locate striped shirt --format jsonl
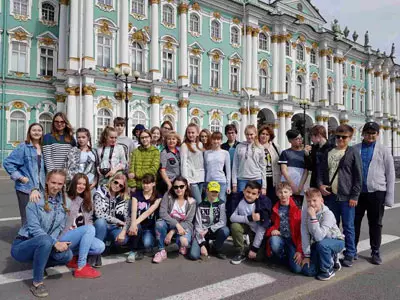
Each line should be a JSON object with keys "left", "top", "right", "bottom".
{"left": 43, "top": 133, "right": 76, "bottom": 172}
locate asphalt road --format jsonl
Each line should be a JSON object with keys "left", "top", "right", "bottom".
{"left": 0, "top": 177, "right": 400, "bottom": 300}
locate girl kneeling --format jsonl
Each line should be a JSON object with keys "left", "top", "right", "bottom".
{"left": 153, "top": 176, "right": 196, "bottom": 263}
{"left": 59, "top": 173, "right": 105, "bottom": 278}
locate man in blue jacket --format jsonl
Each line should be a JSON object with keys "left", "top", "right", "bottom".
{"left": 354, "top": 122, "right": 395, "bottom": 265}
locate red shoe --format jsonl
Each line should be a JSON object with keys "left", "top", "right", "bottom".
{"left": 66, "top": 256, "right": 78, "bottom": 269}
{"left": 74, "top": 265, "right": 101, "bottom": 279}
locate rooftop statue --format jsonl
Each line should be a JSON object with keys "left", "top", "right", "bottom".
{"left": 343, "top": 26, "right": 350, "bottom": 38}
{"left": 331, "top": 19, "right": 341, "bottom": 34}
{"left": 364, "top": 31, "right": 369, "bottom": 46}
{"left": 390, "top": 43, "right": 395, "bottom": 57}
{"left": 352, "top": 31, "right": 358, "bottom": 42}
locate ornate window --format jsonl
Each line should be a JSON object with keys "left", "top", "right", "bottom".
{"left": 162, "top": 50, "right": 173, "bottom": 80}
{"left": 210, "top": 119, "right": 222, "bottom": 133}
{"left": 41, "top": 2, "right": 55, "bottom": 22}
{"left": 208, "top": 109, "right": 223, "bottom": 133}
{"left": 327, "top": 55, "right": 332, "bottom": 70}
{"left": 39, "top": 47, "right": 54, "bottom": 76}
{"left": 11, "top": 41, "right": 28, "bottom": 73}
{"left": 328, "top": 83, "right": 333, "bottom": 104}
{"left": 285, "top": 74, "right": 289, "bottom": 93}
{"left": 211, "top": 20, "right": 221, "bottom": 40}
{"left": 162, "top": 4, "right": 174, "bottom": 26}
{"left": 98, "top": 0, "right": 113, "bottom": 5}
{"left": 310, "top": 49, "right": 317, "bottom": 64}
{"left": 259, "top": 69, "right": 268, "bottom": 95}
{"left": 351, "top": 65, "right": 356, "bottom": 79}
{"left": 189, "top": 56, "right": 200, "bottom": 85}
{"left": 342, "top": 90, "right": 346, "bottom": 105}
{"left": 230, "top": 27, "right": 240, "bottom": 45}
{"left": 131, "top": 0, "right": 145, "bottom": 15}
{"left": 190, "top": 117, "right": 201, "bottom": 127}
{"left": 210, "top": 62, "right": 220, "bottom": 88}
{"left": 310, "top": 80, "right": 316, "bottom": 102}
{"left": 131, "top": 42, "right": 143, "bottom": 72}
{"left": 360, "top": 68, "right": 364, "bottom": 81}
{"left": 10, "top": 111, "right": 26, "bottom": 142}
{"left": 39, "top": 113, "right": 52, "bottom": 134}
{"left": 12, "top": 0, "right": 29, "bottom": 17}
{"left": 97, "top": 35, "right": 112, "bottom": 68}
{"left": 285, "top": 41, "right": 291, "bottom": 56}
{"left": 96, "top": 108, "right": 112, "bottom": 141}
{"left": 230, "top": 66, "right": 239, "bottom": 92}
{"left": 296, "top": 44, "right": 304, "bottom": 61}
{"left": 296, "top": 76, "right": 303, "bottom": 99}
{"left": 360, "top": 94, "right": 364, "bottom": 113}
{"left": 342, "top": 62, "right": 347, "bottom": 76}
{"left": 189, "top": 13, "right": 200, "bottom": 34}
{"left": 132, "top": 110, "right": 147, "bottom": 127}
{"left": 351, "top": 91, "right": 356, "bottom": 110}
{"left": 259, "top": 33, "right": 269, "bottom": 51}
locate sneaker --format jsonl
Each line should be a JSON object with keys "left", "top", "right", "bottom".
{"left": 92, "top": 255, "right": 102, "bottom": 268}
{"left": 371, "top": 251, "right": 382, "bottom": 265}
{"left": 215, "top": 252, "right": 227, "bottom": 260}
{"left": 66, "top": 256, "right": 78, "bottom": 269}
{"left": 179, "top": 247, "right": 187, "bottom": 256}
{"left": 317, "top": 269, "right": 335, "bottom": 281}
{"left": 74, "top": 265, "right": 102, "bottom": 279}
{"left": 126, "top": 251, "right": 137, "bottom": 263}
{"left": 333, "top": 254, "right": 341, "bottom": 271}
{"left": 231, "top": 254, "right": 247, "bottom": 265}
{"left": 43, "top": 270, "right": 48, "bottom": 279}
{"left": 354, "top": 253, "right": 359, "bottom": 260}
{"left": 153, "top": 249, "right": 167, "bottom": 263}
{"left": 341, "top": 256, "right": 353, "bottom": 267}
{"left": 30, "top": 283, "right": 49, "bottom": 298}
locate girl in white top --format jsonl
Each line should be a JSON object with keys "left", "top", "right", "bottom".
{"left": 180, "top": 123, "right": 205, "bottom": 204}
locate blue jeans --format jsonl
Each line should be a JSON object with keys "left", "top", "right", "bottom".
{"left": 94, "top": 218, "right": 129, "bottom": 246}
{"left": 302, "top": 238, "right": 345, "bottom": 276}
{"left": 324, "top": 195, "right": 356, "bottom": 258}
{"left": 206, "top": 182, "right": 227, "bottom": 202}
{"left": 129, "top": 224, "right": 155, "bottom": 251}
{"left": 11, "top": 235, "right": 72, "bottom": 283}
{"left": 190, "top": 183, "right": 204, "bottom": 204}
{"left": 237, "top": 179, "right": 262, "bottom": 192}
{"left": 189, "top": 226, "right": 230, "bottom": 260}
{"left": 269, "top": 236, "right": 302, "bottom": 274}
{"left": 59, "top": 225, "right": 105, "bottom": 268}
{"left": 155, "top": 220, "right": 192, "bottom": 250}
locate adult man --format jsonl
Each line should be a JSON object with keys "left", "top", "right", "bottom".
{"left": 353, "top": 122, "right": 395, "bottom": 265}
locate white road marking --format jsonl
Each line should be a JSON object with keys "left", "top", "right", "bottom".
{"left": 385, "top": 203, "right": 400, "bottom": 210}
{"left": 0, "top": 217, "right": 21, "bottom": 222}
{"left": 160, "top": 273, "right": 275, "bottom": 300}
{"left": 357, "top": 234, "right": 400, "bottom": 253}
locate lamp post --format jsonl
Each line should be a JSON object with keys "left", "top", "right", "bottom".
{"left": 388, "top": 115, "right": 396, "bottom": 156}
{"left": 299, "top": 99, "right": 310, "bottom": 145}
{"left": 114, "top": 67, "right": 140, "bottom": 136}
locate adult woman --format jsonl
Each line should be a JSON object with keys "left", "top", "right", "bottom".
{"left": 97, "top": 126, "right": 127, "bottom": 185}
{"left": 93, "top": 173, "right": 130, "bottom": 251}
{"left": 204, "top": 132, "right": 231, "bottom": 202}
{"left": 160, "top": 120, "right": 174, "bottom": 141}
{"left": 232, "top": 125, "right": 266, "bottom": 194}
{"left": 258, "top": 125, "right": 281, "bottom": 205}
{"left": 153, "top": 176, "right": 196, "bottom": 263}
{"left": 200, "top": 129, "right": 212, "bottom": 150}
{"left": 119, "top": 174, "right": 162, "bottom": 262}
{"left": 43, "top": 112, "right": 76, "bottom": 172}
{"left": 128, "top": 130, "right": 160, "bottom": 191}
{"left": 3, "top": 123, "right": 46, "bottom": 225}
{"left": 11, "top": 170, "right": 73, "bottom": 298}
{"left": 159, "top": 131, "right": 181, "bottom": 192}
{"left": 180, "top": 123, "right": 205, "bottom": 204}
{"left": 65, "top": 128, "right": 99, "bottom": 189}
{"left": 150, "top": 126, "right": 163, "bottom": 151}
{"left": 60, "top": 174, "right": 104, "bottom": 278}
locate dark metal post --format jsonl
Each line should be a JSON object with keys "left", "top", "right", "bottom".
{"left": 124, "top": 75, "right": 129, "bottom": 136}
{"left": 299, "top": 100, "right": 310, "bottom": 146}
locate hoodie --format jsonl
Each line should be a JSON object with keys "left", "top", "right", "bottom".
{"left": 93, "top": 185, "right": 127, "bottom": 225}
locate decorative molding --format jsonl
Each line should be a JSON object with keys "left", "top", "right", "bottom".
{"left": 239, "top": 107, "right": 248, "bottom": 115}
{"left": 162, "top": 104, "right": 176, "bottom": 116}
{"left": 65, "top": 86, "right": 80, "bottom": 96}
{"left": 213, "top": 11, "right": 221, "bottom": 19}
{"left": 312, "top": 42, "right": 319, "bottom": 49}
{"left": 83, "top": 86, "right": 97, "bottom": 96}
{"left": 178, "top": 99, "right": 190, "bottom": 108}
{"left": 150, "top": 0, "right": 159, "bottom": 3}
{"left": 55, "top": 94, "right": 67, "bottom": 103}
{"left": 374, "top": 71, "right": 382, "bottom": 77}
{"left": 191, "top": 2, "right": 200, "bottom": 11}
{"left": 178, "top": 3, "right": 188, "bottom": 14}
{"left": 38, "top": 36, "right": 56, "bottom": 46}
{"left": 251, "top": 28, "right": 260, "bottom": 37}
{"left": 60, "top": 0, "right": 69, "bottom": 5}
{"left": 149, "top": 95, "right": 163, "bottom": 104}
{"left": 383, "top": 73, "right": 389, "bottom": 80}
{"left": 12, "top": 101, "right": 25, "bottom": 110}
{"left": 97, "top": 97, "right": 113, "bottom": 110}
{"left": 98, "top": 20, "right": 112, "bottom": 36}
{"left": 232, "top": 17, "right": 241, "bottom": 25}
{"left": 261, "top": 25, "right": 270, "bottom": 33}
{"left": 114, "top": 91, "right": 133, "bottom": 100}
{"left": 250, "top": 107, "right": 260, "bottom": 115}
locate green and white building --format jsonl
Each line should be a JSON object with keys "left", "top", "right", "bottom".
{"left": 0, "top": 0, "right": 399, "bottom": 164}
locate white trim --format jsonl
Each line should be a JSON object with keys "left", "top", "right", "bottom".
{"left": 258, "top": 32, "right": 270, "bottom": 53}
{"left": 10, "top": 0, "right": 32, "bottom": 20}
{"left": 7, "top": 27, "right": 33, "bottom": 75}
{"left": 6, "top": 105, "right": 30, "bottom": 145}
{"left": 130, "top": 0, "right": 148, "bottom": 20}
{"left": 210, "top": 18, "right": 222, "bottom": 43}
{"left": 129, "top": 40, "right": 148, "bottom": 73}
{"left": 188, "top": 11, "right": 202, "bottom": 37}
{"left": 160, "top": 36, "right": 178, "bottom": 82}
{"left": 161, "top": 2, "right": 177, "bottom": 29}
{"left": 39, "top": 0, "right": 59, "bottom": 26}
{"left": 229, "top": 24, "right": 241, "bottom": 48}
{"left": 94, "top": 19, "right": 118, "bottom": 69}
{"left": 96, "top": 0, "right": 115, "bottom": 12}
{"left": 36, "top": 31, "right": 58, "bottom": 78}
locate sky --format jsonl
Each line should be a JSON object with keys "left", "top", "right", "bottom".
{"left": 311, "top": 0, "right": 400, "bottom": 61}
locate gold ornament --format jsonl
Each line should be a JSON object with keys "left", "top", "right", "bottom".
{"left": 149, "top": 96, "right": 163, "bottom": 104}
{"left": 192, "top": 2, "right": 200, "bottom": 11}
{"left": 178, "top": 99, "right": 190, "bottom": 108}
{"left": 97, "top": 98, "right": 113, "bottom": 110}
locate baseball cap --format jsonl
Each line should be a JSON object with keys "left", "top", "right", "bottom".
{"left": 362, "top": 122, "right": 380, "bottom": 133}
{"left": 207, "top": 181, "right": 220, "bottom": 193}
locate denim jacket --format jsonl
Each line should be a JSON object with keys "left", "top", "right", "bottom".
{"left": 3, "top": 142, "right": 46, "bottom": 194}
{"left": 17, "top": 193, "right": 68, "bottom": 245}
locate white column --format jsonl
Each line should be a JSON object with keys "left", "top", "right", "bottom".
{"left": 82, "top": 0, "right": 94, "bottom": 69}
{"left": 250, "top": 108, "right": 259, "bottom": 126}
{"left": 390, "top": 78, "right": 397, "bottom": 118}
{"left": 178, "top": 3, "right": 189, "bottom": 86}
{"left": 118, "top": 0, "right": 129, "bottom": 67}
{"left": 251, "top": 28, "right": 259, "bottom": 92}
{"left": 304, "top": 47, "right": 310, "bottom": 101}
{"left": 83, "top": 86, "right": 95, "bottom": 133}
{"left": 323, "top": 118, "right": 328, "bottom": 134}
{"left": 375, "top": 71, "right": 382, "bottom": 117}
{"left": 68, "top": 0, "right": 79, "bottom": 70}
{"left": 316, "top": 116, "right": 323, "bottom": 125}
{"left": 279, "top": 34, "right": 287, "bottom": 94}
{"left": 66, "top": 88, "right": 78, "bottom": 128}
{"left": 56, "top": 95, "right": 66, "bottom": 112}
{"left": 149, "top": 96, "right": 162, "bottom": 127}
{"left": 245, "top": 26, "right": 252, "bottom": 89}
{"left": 285, "top": 113, "right": 292, "bottom": 149}
{"left": 290, "top": 42, "right": 296, "bottom": 97}
{"left": 334, "top": 57, "right": 341, "bottom": 105}
{"left": 339, "top": 60, "right": 344, "bottom": 105}
{"left": 320, "top": 49, "right": 328, "bottom": 104}
{"left": 366, "top": 69, "right": 373, "bottom": 116}
{"left": 150, "top": 0, "right": 161, "bottom": 80}
{"left": 278, "top": 112, "right": 286, "bottom": 150}
{"left": 397, "top": 88, "right": 400, "bottom": 119}
{"left": 383, "top": 74, "right": 390, "bottom": 115}
{"left": 384, "top": 125, "right": 390, "bottom": 149}
{"left": 271, "top": 34, "right": 279, "bottom": 95}
{"left": 58, "top": 1, "right": 68, "bottom": 72}
{"left": 240, "top": 108, "right": 248, "bottom": 141}
{"left": 178, "top": 99, "right": 189, "bottom": 136}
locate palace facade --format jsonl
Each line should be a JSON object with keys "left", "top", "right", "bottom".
{"left": 0, "top": 0, "right": 399, "bottom": 163}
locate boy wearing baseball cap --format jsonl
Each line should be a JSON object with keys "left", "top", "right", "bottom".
{"left": 189, "top": 181, "right": 230, "bottom": 260}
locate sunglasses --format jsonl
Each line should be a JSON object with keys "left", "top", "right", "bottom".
{"left": 335, "top": 135, "right": 350, "bottom": 140}
{"left": 113, "top": 181, "right": 125, "bottom": 189}
{"left": 173, "top": 185, "right": 186, "bottom": 190}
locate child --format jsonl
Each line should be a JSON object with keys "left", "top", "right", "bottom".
{"left": 301, "top": 188, "right": 345, "bottom": 281}
{"left": 266, "top": 182, "right": 302, "bottom": 273}
{"left": 189, "top": 182, "right": 230, "bottom": 260}
{"left": 230, "top": 181, "right": 271, "bottom": 265}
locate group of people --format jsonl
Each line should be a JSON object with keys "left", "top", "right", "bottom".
{"left": 3, "top": 111, "right": 395, "bottom": 298}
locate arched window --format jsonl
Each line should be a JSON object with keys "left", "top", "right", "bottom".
{"left": 97, "top": 35, "right": 111, "bottom": 68}
{"left": 230, "top": 27, "right": 240, "bottom": 44}
{"left": 131, "top": 42, "right": 143, "bottom": 72}
{"left": 162, "top": 5, "right": 173, "bottom": 25}
{"left": 230, "top": 66, "right": 239, "bottom": 92}
{"left": 296, "top": 44, "right": 304, "bottom": 61}
{"left": 328, "top": 83, "right": 333, "bottom": 104}
{"left": 13, "top": 0, "right": 29, "bottom": 16}
{"left": 211, "top": 20, "right": 221, "bottom": 39}
{"left": 259, "top": 33, "right": 268, "bottom": 51}
{"left": 210, "top": 61, "right": 220, "bottom": 88}
{"left": 132, "top": 0, "right": 145, "bottom": 15}
{"left": 162, "top": 50, "right": 173, "bottom": 80}
{"left": 296, "top": 76, "right": 303, "bottom": 99}
{"left": 285, "top": 41, "right": 291, "bottom": 56}
{"left": 310, "top": 80, "right": 316, "bottom": 102}
{"left": 39, "top": 113, "right": 52, "bottom": 134}
{"left": 132, "top": 110, "right": 146, "bottom": 127}
{"left": 97, "top": 108, "right": 112, "bottom": 140}
{"left": 42, "top": 2, "right": 55, "bottom": 22}
{"left": 189, "top": 14, "right": 200, "bottom": 34}
{"left": 351, "top": 92, "right": 356, "bottom": 110}
{"left": 310, "top": 49, "right": 316, "bottom": 64}
{"left": 259, "top": 69, "right": 268, "bottom": 95}
{"left": 327, "top": 56, "right": 332, "bottom": 69}
{"left": 10, "top": 111, "right": 26, "bottom": 142}
{"left": 210, "top": 119, "right": 222, "bottom": 133}
{"left": 351, "top": 65, "right": 356, "bottom": 78}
